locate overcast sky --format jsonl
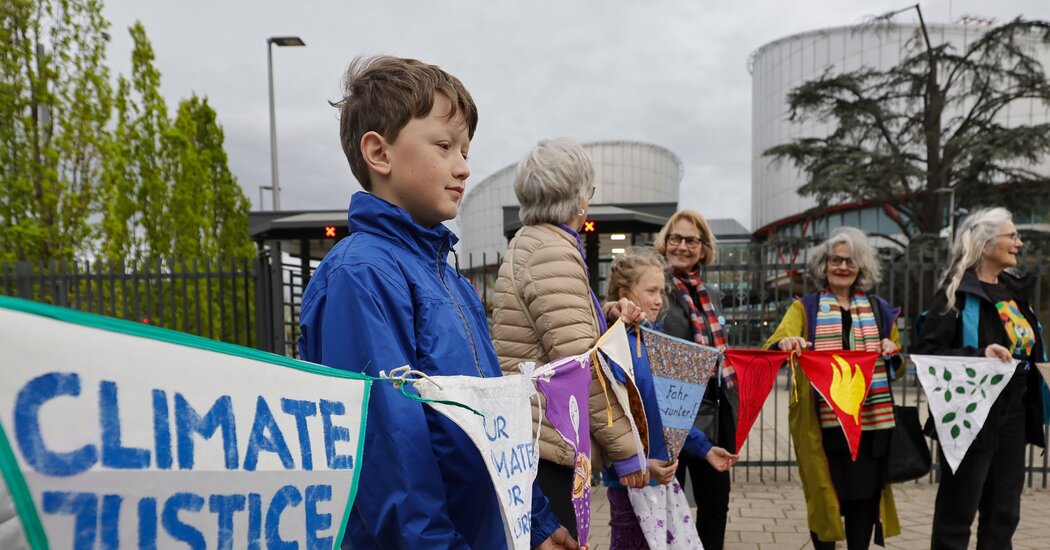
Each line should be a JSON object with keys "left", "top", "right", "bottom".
{"left": 103, "top": 0, "right": 1048, "bottom": 231}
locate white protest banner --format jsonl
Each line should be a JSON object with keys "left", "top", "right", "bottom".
{"left": 0, "top": 297, "right": 369, "bottom": 549}
{"left": 413, "top": 368, "right": 538, "bottom": 550}
{"left": 911, "top": 354, "right": 1018, "bottom": 473}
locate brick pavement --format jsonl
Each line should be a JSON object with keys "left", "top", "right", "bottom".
{"left": 587, "top": 480, "right": 1050, "bottom": 549}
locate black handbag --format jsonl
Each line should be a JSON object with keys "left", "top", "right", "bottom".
{"left": 886, "top": 405, "right": 932, "bottom": 483}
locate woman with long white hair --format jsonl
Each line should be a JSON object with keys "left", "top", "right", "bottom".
{"left": 914, "top": 206, "right": 1046, "bottom": 549}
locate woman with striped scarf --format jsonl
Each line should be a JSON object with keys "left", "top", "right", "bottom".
{"left": 764, "top": 227, "right": 902, "bottom": 549}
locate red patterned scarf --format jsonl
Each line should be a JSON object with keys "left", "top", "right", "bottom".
{"left": 670, "top": 268, "right": 727, "bottom": 350}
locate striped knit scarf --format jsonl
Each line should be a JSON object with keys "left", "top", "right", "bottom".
{"left": 813, "top": 291, "right": 895, "bottom": 431}
{"left": 671, "top": 268, "right": 735, "bottom": 388}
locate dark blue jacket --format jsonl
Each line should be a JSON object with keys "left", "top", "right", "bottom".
{"left": 299, "top": 192, "right": 559, "bottom": 549}
{"left": 603, "top": 328, "right": 712, "bottom": 488}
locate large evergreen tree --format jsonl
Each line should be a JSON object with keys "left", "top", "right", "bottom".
{"left": 764, "top": 15, "right": 1050, "bottom": 240}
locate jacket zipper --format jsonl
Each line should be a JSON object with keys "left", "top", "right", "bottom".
{"left": 437, "top": 242, "right": 485, "bottom": 377}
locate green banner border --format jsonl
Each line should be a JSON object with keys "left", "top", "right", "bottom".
{"left": 0, "top": 295, "right": 372, "bottom": 549}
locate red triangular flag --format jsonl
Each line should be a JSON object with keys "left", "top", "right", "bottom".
{"left": 724, "top": 349, "right": 790, "bottom": 452}
{"left": 796, "top": 350, "right": 879, "bottom": 460}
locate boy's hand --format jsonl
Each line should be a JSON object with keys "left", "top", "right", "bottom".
{"left": 648, "top": 458, "right": 677, "bottom": 485}
{"left": 705, "top": 447, "right": 739, "bottom": 472}
{"left": 537, "top": 526, "right": 584, "bottom": 549}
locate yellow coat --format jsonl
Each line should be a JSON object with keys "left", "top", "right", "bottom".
{"left": 764, "top": 299, "right": 901, "bottom": 543}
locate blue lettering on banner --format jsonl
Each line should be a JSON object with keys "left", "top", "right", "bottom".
{"left": 243, "top": 396, "right": 294, "bottom": 471}
{"left": 100, "top": 381, "right": 151, "bottom": 469}
{"left": 15, "top": 373, "right": 98, "bottom": 477}
{"left": 514, "top": 512, "right": 531, "bottom": 539}
{"left": 281, "top": 398, "right": 317, "bottom": 471}
{"left": 175, "top": 393, "right": 239, "bottom": 470}
{"left": 484, "top": 415, "right": 509, "bottom": 441}
{"left": 162, "top": 492, "right": 206, "bottom": 549}
{"left": 490, "top": 443, "right": 535, "bottom": 480}
{"left": 248, "top": 492, "right": 263, "bottom": 550}
{"left": 138, "top": 497, "right": 158, "bottom": 550}
{"left": 11, "top": 372, "right": 356, "bottom": 546}
{"left": 152, "top": 389, "right": 172, "bottom": 470}
{"left": 305, "top": 484, "right": 333, "bottom": 550}
{"left": 100, "top": 494, "right": 122, "bottom": 549}
{"left": 653, "top": 377, "right": 705, "bottom": 431}
{"left": 39, "top": 486, "right": 340, "bottom": 547}
{"left": 319, "top": 399, "right": 354, "bottom": 470}
{"left": 209, "top": 494, "right": 246, "bottom": 550}
{"left": 265, "top": 485, "right": 302, "bottom": 549}
{"left": 42, "top": 491, "right": 97, "bottom": 550}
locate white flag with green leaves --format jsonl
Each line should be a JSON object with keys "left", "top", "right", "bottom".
{"left": 911, "top": 355, "right": 1019, "bottom": 473}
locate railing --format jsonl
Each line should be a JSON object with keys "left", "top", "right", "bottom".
{"left": 7, "top": 244, "right": 1050, "bottom": 487}
{"left": 0, "top": 258, "right": 257, "bottom": 349}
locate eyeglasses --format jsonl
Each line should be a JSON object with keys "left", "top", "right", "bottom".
{"left": 587, "top": 186, "right": 596, "bottom": 200}
{"left": 667, "top": 233, "right": 703, "bottom": 249}
{"left": 997, "top": 232, "right": 1021, "bottom": 242}
{"left": 828, "top": 255, "right": 857, "bottom": 269}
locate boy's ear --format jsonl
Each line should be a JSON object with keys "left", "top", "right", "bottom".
{"left": 360, "top": 131, "right": 391, "bottom": 176}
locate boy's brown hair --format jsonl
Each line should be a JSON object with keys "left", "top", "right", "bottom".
{"left": 333, "top": 56, "right": 478, "bottom": 191}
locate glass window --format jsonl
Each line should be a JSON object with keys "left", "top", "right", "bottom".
{"left": 861, "top": 207, "right": 878, "bottom": 233}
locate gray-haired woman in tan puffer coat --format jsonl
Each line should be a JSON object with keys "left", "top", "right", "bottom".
{"left": 491, "top": 138, "right": 646, "bottom": 539}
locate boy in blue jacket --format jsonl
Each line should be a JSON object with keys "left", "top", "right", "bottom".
{"left": 299, "top": 56, "right": 574, "bottom": 549}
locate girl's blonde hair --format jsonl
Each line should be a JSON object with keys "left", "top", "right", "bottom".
{"left": 606, "top": 247, "right": 667, "bottom": 318}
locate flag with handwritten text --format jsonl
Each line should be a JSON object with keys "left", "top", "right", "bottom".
{"left": 0, "top": 296, "right": 369, "bottom": 549}
{"left": 415, "top": 370, "right": 539, "bottom": 550}
{"left": 640, "top": 327, "right": 720, "bottom": 460}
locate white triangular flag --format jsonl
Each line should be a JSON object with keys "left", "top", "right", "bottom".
{"left": 415, "top": 371, "right": 538, "bottom": 550}
{"left": 594, "top": 351, "right": 648, "bottom": 473}
{"left": 911, "top": 354, "right": 1019, "bottom": 473}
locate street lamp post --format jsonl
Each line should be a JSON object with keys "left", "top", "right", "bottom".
{"left": 267, "top": 36, "right": 305, "bottom": 211}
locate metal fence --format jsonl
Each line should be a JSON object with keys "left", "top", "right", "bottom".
{"left": 0, "top": 258, "right": 258, "bottom": 348}
{"left": 697, "top": 246, "right": 1050, "bottom": 488}
{"left": 463, "top": 246, "right": 1050, "bottom": 487}
{"left": 6, "top": 244, "right": 1050, "bottom": 487}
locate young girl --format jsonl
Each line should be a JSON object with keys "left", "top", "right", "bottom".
{"left": 604, "top": 247, "right": 737, "bottom": 549}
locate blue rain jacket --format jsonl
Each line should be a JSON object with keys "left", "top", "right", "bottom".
{"left": 299, "top": 192, "right": 559, "bottom": 549}
{"left": 603, "top": 327, "right": 712, "bottom": 488}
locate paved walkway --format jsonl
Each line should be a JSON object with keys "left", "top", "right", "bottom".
{"left": 587, "top": 481, "right": 1050, "bottom": 549}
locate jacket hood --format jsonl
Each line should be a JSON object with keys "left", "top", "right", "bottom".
{"left": 347, "top": 192, "right": 459, "bottom": 260}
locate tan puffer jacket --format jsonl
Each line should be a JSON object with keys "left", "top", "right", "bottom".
{"left": 491, "top": 223, "right": 641, "bottom": 469}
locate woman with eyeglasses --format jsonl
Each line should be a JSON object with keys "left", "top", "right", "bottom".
{"left": 914, "top": 207, "right": 1045, "bottom": 549}
{"left": 653, "top": 209, "right": 740, "bottom": 550}
{"left": 763, "top": 227, "right": 901, "bottom": 549}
